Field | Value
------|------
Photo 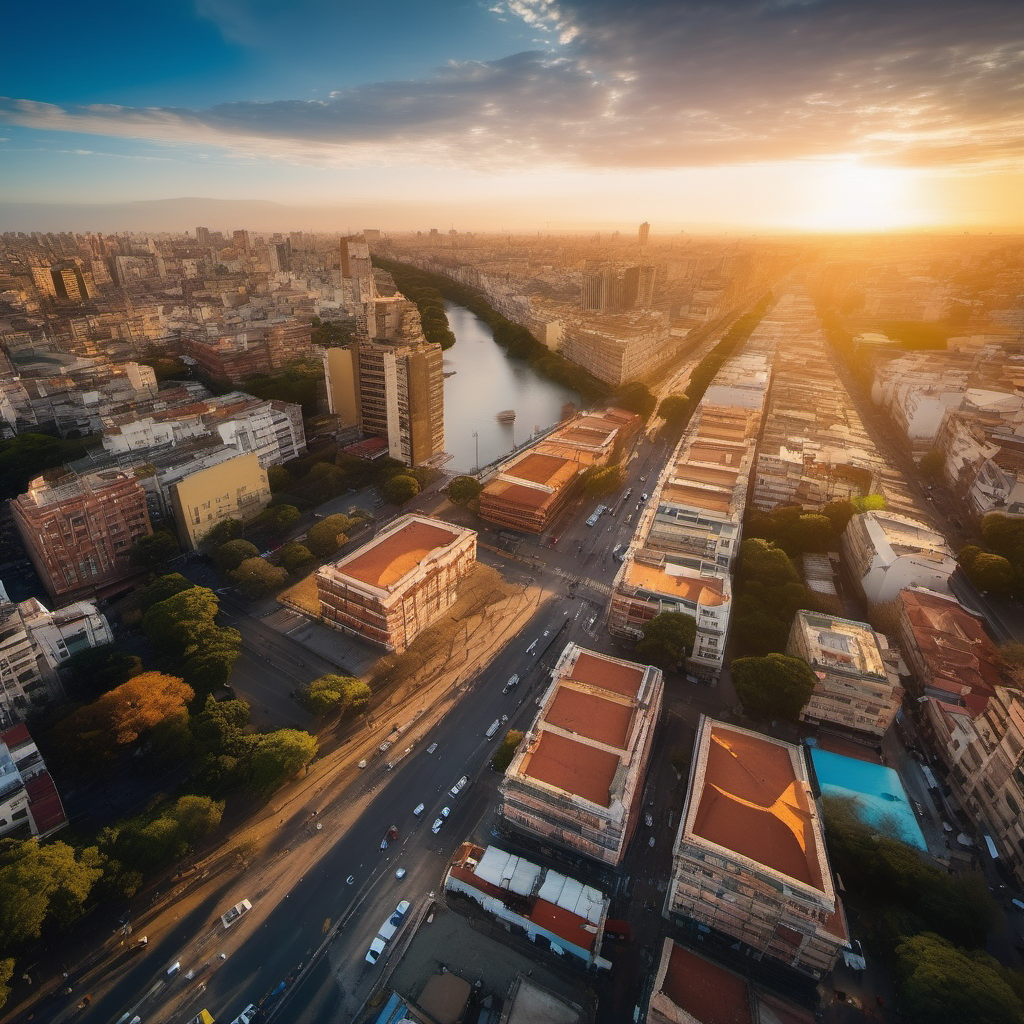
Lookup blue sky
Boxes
[2,1,1022,230]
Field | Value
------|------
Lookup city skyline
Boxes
[2,0,1023,232]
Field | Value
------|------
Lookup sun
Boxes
[792,159,919,232]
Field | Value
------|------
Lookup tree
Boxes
[957,544,984,572]
[267,465,292,493]
[919,450,946,482]
[183,626,242,693]
[636,611,696,670]
[658,394,690,426]
[306,514,354,557]
[129,530,179,568]
[739,538,801,587]
[0,958,14,1011]
[822,499,859,537]
[0,433,90,501]
[192,694,251,755]
[212,539,260,573]
[491,730,524,773]
[732,654,816,721]
[582,463,623,497]
[62,644,142,701]
[204,518,243,547]
[966,552,1015,597]
[252,503,300,537]
[306,674,370,717]
[279,542,314,571]
[381,473,420,505]
[246,730,318,795]
[776,513,834,555]
[304,462,346,503]
[138,572,195,612]
[895,933,1024,1024]
[142,587,219,652]
[612,382,657,420]
[447,475,482,503]
[230,557,288,599]
[51,672,194,766]
[852,493,887,512]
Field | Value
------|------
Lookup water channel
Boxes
[442,302,580,474]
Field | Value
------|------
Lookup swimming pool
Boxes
[809,746,928,851]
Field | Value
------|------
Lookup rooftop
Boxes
[505,451,577,487]
[624,560,728,607]
[657,940,753,1024]
[568,649,646,699]
[545,687,634,749]
[334,517,462,590]
[522,731,620,807]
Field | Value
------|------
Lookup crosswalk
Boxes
[549,566,612,598]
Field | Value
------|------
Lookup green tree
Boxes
[306,674,370,717]
[247,729,318,795]
[138,572,196,612]
[895,933,1024,1024]
[919,450,946,482]
[129,529,179,568]
[967,552,1015,597]
[267,465,292,493]
[204,518,243,547]
[142,587,219,652]
[183,626,242,693]
[252,503,300,537]
[230,557,288,599]
[62,644,142,701]
[821,499,859,537]
[192,694,251,755]
[306,514,354,557]
[279,542,314,571]
[491,730,524,773]
[957,544,984,572]
[447,475,482,503]
[739,538,801,587]
[0,957,14,1011]
[381,473,420,505]
[777,513,834,555]
[212,539,260,573]
[657,394,690,426]
[582,463,623,497]
[636,611,697,670]
[732,653,816,721]
[852,493,887,513]
[304,462,346,503]
[612,382,657,420]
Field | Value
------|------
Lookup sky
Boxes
[1,0,1022,233]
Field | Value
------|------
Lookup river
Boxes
[442,302,580,474]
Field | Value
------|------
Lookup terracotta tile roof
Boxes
[523,731,620,807]
[692,725,823,890]
[545,688,634,749]
[660,942,753,1024]
[625,562,727,607]
[569,650,645,698]
[661,481,734,514]
[340,520,459,589]
[506,452,576,486]
[480,480,556,511]
[530,898,599,952]
[1,724,31,748]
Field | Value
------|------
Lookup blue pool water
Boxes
[809,747,928,851]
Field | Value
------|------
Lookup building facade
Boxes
[665,717,847,980]
[0,724,67,840]
[316,514,476,652]
[11,469,152,604]
[787,610,903,738]
[499,643,663,867]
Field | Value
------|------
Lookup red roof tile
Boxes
[545,688,633,749]
[523,731,620,807]
[568,651,645,698]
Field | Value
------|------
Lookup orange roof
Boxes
[545,687,634,749]
[660,942,753,1024]
[625,562,727,607]
[339,520,459,589]
[661,482,734,514]
[523,731,620,806]
[692,725,823,890]
[569,650,645,698]
[480,480,556,511]
[506,451,576,486]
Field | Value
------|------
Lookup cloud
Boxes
[3,0,1023,171]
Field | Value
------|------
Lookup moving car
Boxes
[413,803,425,816]
[503,673,519,693]
[485,719,501,739]
[449,776,468,799]
[426,742,438,754]
[220,899,252,929]
[229,1006,258,1024]
[365,900,412,964]
[380,824,399,850]
[432,807,451,833]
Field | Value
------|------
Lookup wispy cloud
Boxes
[2,0,1022,170]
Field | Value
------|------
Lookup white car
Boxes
[220,899,252,929]
[426,742,438,754]
[365,937,387,964]
[231,1005,258,1024]
[431,808,450,834]
[413,803,425,816]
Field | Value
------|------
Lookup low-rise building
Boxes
[478,451,581,534]
[787,610,903,738]
[445,842,611,970]
[0,724,67,839]
[841,510,956,604]
[665,716,847,980]
[499,643,662,867]
[316,514,476,652]
[11,468,152,605]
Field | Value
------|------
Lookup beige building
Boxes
[666,717,847,980]
[316,514,476,652]
[560,310,671,386]
[499,643,663,867]
[787,610,903,738]
[323,346,360,426]
[169,452,272,550]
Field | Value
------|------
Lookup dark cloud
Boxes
[2,0,1022,168]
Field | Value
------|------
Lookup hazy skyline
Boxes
[2,0,1022,232]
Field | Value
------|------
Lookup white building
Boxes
[0,724,67,839]
[841,510,956,604]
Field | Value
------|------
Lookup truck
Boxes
[365,900,411,964]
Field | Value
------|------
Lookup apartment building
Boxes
[559,310,671,386]
[499,643,663,867]
[787,610,903,738]
[169,452,272,549]
[665,717,847,980]
[11,469,152,604]
[316,514,476,652]
[445,843,611,970]
[842,510,956,605]
[181,318,313,382]
[0,724,67,840]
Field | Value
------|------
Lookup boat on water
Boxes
[496,409,516,423]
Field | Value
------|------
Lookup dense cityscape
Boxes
[3,1,1024,1023]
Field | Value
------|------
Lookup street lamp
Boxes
[472,430,479,474]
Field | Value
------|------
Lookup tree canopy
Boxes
[381,473,420,506]
[0,433,90,501]
[306,673,371,717]
[447,475,482,503]
[635,611,696,670]
[142,587,219,652]
[247,730,318,795]
[251,503,300,537]
[62,644,142,701]
[657,394,690,426]
[491,730,524,773]
[731,653,816,721]
[966,552,1015,598]
[129,529,179,568]
[230,557,288,599]
[582,463,623,497]
[138,572,196,612]
[611,381,657,420]
[212,538,260,573]
[278,541,314,571]
[306,514,354,557]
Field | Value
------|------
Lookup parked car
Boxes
[449,776,468,799]
[413,803,425,816]
[220,899,252,929]
[426,742,438,754]
[432,809,450,834]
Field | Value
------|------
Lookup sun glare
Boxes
[792,160,919,232]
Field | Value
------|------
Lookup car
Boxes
[413,802,425,816]
[503,673,520,693]
[365,937,387,964]
[644,813,653,827]
[390,900,412,925]
[167,961,181,976]
[381,824,399,850]
[426,742,438,754]
[542,629,550,637]
[431,816,445,834]
[449,775,468,799]
[357,759,368,769]
[641,493,649,501]
[129,935,148,952]
[220,899,252,929]
[229,1006,258,1024]
[648,836,656,847]
[395,867,406,880]
[485,719,501,739]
